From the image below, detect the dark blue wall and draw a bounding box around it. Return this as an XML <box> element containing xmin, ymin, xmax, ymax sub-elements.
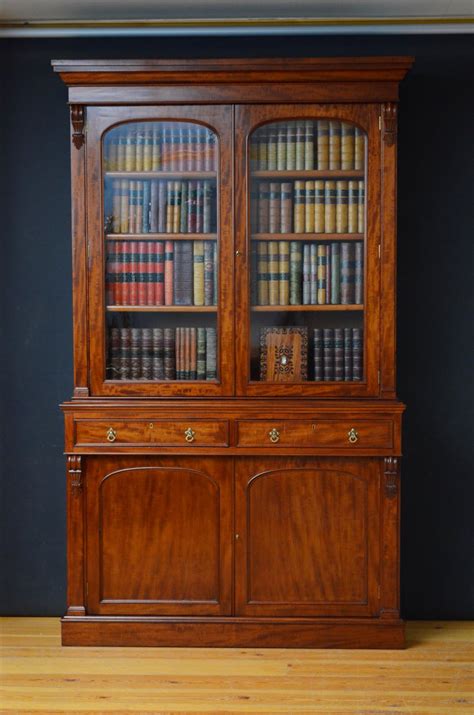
<box><xmin>1</xmin><ymin>35</ymin><xmax>473</xmax><ymax>617</ymax></box>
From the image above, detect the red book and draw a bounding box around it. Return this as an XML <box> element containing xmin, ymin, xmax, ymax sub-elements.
<box><xmin>121</xmin><ymin>241</ymin><xmax>131</xmax><ymax>305</ymax></box>
<box><xmin>155</xmin><ymin>241</ymin><xmax>165</xmax><ymax>305</ymax></box>
<box><xmin>129</xmin><ymin>241</ymin><xmax>138</xmax><ymax>306</ymax></box>
<box><xmin>164</xmin><ymin>240</ymin><xmax>174</xmax><ymax>306</ymax></box>
<box><xmin>138</xmin><ymin>241</ymin><xmax>147</xmax><ymax>306</ymax></box>
<box><xmin>106</xmin><ymin>241</ymin><xmax>118</xmax><ymax>305</ymax></box>
<box><xmin>147</xmin><ymin>242</ymin><xmax>156</xmax><ymax>305</ymax></box>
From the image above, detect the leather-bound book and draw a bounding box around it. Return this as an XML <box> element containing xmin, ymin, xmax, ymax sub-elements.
<box><xmin>206</xmin><ymin>327</ymin><xmax>217</xmax><ymax>380</ymax></box>
<box><xmin>184</xmin><ymin>327</ymin><xmax>191</xmax><ymax>380</ymax></box>
<box><xmin>317</xmin><ymin>244</ymin><xmax>327</xmax><ymax>305</ymax></box>
<box><xmin>258</xmin><ymin>126</ymin><xmax>268</xmax><ymax>170</ymax></box>
<box><xmin>173</xmin><ymin>180</ymin><xmax>181</xmax><ymax>233</ymax></box>
<box><xmin>143</xmin><ymin>125</ymin><xmax>153</xmax><ymax>172</ymax></box>
<box><xmin>193</xmin><ymin>240</ymin><xmax>205</xmax><ymax>306</ymax></box>
<box><xmin>197</xmin><ymin>327</ymin><xmax>206</xmax><ymax>379</ymax></box>
<box><xmin>358</xmin><ymin>180</ymin><xmax>365</xmax><ymax>233</ymax></box>
<box><xmin>295</xmin><ymin>121</ymin><xmax>305</xmax><ymax>170</ymax></box>
<box><xmin>130</xmin><ymin>328</ymin><xmax>141</xmax><ymax>380</ymax></box>
<box><xmin>293</xmin><ymin>180</ymin><xmax>305</xmax><ymax>233</ymax></box>
<box><xmin>280</xmin><ymin>182</ymin><xmax>293</xmax><ymax>233</ymax></box>
<box><xmin>324</xmin><ymin>181</ymin><xmax>336</xmax><ymax>233</ymax></box>
<box><xmin>343</xmin><ymin>327</ymin><xmax>353</xmax><ymax>381</ymax></box>
<box><xmin>336</xmin><ymin>180</ymin><xmax>349</xmax><ymax>233</ymax></box>
<box><xmin>334</xmin><ymin>328</ymin><xmax>344</xmax><ymax>381</ymax></box>
<box><xmin>203</xmin><ymin>181</ymin><xmax>212</xmax><ymax>233</ymax></box>
<box><xmin>165</xmin><ymin>181</ymin><xmax>173</xmax><ymax>233</ymax></box>
<box><xmin>341</xmin><ymin>241</ymin><xmax>355</xmax><ymax>304</ymax></box>
<box><xmin>135</xmin><ymin>181</ymin><xmax>144</xmax><ymax>234</ymax></box>
<box><xmin>173</xmin><ymin>241</ymin><xmax>193</xmax><ymax>305</ymax></box>
<box><xmin>164</xmin><ymin>240</ymin><xmax>174</xmax><ymax>305</ymax></box>
<box><xmin>195</xmin><ymin>180</ymin><xmax>203</xmax><ymax>233</ymax></box>
<box><xmin>180</xmin><ymin>181</ymin><xmax>188</xmax><ymax>233</ymax></box>
<box><xmin>154</xmin><ymin>241</ymin><xmax>164</xmax><ymax>306</ymax></box>
<box><xmin>125</xmin><ymin>127</ymin><xmax>135</xmax><ymax>171</ymax></box>
<box><xmin>354</xmin><ymin>127</ymin><xmax>365</xmax><ymax>170</ymax></box>
<box><xmin>187</xmin><ymin>180</ymin><xmax>197</xmax><ymax>233</ymax></box>
<box><xmin>190</xmin><ymin>327</ymin><xmax>197</xmax><ymax>380</ymax></box>
<box><xmin>142</xmin><ymin>180</ymin><xmax>150</xmax><ymax>233</ymax></box>
<box><xmin>323</xmin><ymin>328</ymin><xmax>335</xmax><ymax>381</ymax></box>
<box><xmin>269</xmin><ymin>182</ymin><xmax>281</xmax><ymax>234</ymax></box>
<box><xmin>355</xmin><ymin>241</ymin><xmax>364</xmax><ymax>304</ymax></box>
<box><xmin>341</xmin><ymin>124</ymin><xmax>355</xmax><ymax>170</ymax></box>
<box><xmin>105</xmin><ymin>241</ymin><xmax>118</xmax><ymax>305</ymax></box>
<box><xmin>330</xmin><ymin>241</ymin><xmax>341</xmax><ymax>304</ymax></box>
<box><xmin>137</xmin><ymin>241</ymin><xmax>148</xmax><ymax>306</ymax></box>
<box><xmin>204</xmin><ymin>240</ymin><xmax>215</xmax><ymax>306</ymax></box>
<box><xmin>175</xmin><ymin>327</ymin><xmax>183</xmax><ymax>380</ymax></box>
<box><xmin>128</xmin><ymin>180</ymin><xmax>137</xmax><ymax>234</ymax></box>
<box><xmin>352</xmin><ymin>327</ymin><xmax>363</xmax><ymax>380</ymax></box>
<box><xmin>268</xmin><ymin>241</ymin><xmax>279</xmax><ymax>306</ymax></box>
<box><xmin>108</xmin><ymin>327</ymin><xmax>121</xmax><ymax>379</ymax></box>
<box><xmin>119</xmin><ymin>327</ymin><xmax>132</xmax><ymax>380</ymax></box>
<box><xmin>117</xmin><ymin>131</ymin><xmax>126</xmax><ymax>171</ymax></box>
<box><xmin>257</xmin><ymin>182</ymin><xmax>270</xmax><ymax>233</ymax></box>
<box><xmin>289</xmin><ymin>241</ymin><xmax>302</xmax><ymax>305</ymax></box>
<box><xmin>279</xmin><ymin>241</ymin><xmax>290</xmax><ymax>306</ymax></box>
<box><xmin>151</xmin><ymin>125</ymin><xmax>161</xmax><ymax>171</ymax></box>
<box><xmin>128</xmin><ymin>241</ymin><xmax>138</xmax><ymax>306</ymax></box>
<box><xmin>267</xmin><ymin>124</ymin><xmax>278</xmax><ymax>170</ymax></box>
<box><xmin>304</xmin><ymin>120</ymin><xmax>315</xmax><ymax>170</ymax></box>
<box><xmin>135</xmin><ymin>125</ymin><xmax>144</xmax><ymax>172</ymax></box>
<box><xmin>120</xmin><ymin>179</ymin><xmax>129</xmax><ymax>233</ymax></box>
<box><xmin>348</xmin><ymin>180</ymin><xmax>358</xmax><ymax>233</ymax></box>
<box><xmin>146</xmin><ymin>242</ymin><xmax>156</xmax><ymax>306</ymax></box>
<box><xmin>152</xmin><ymin>328</ymin><xmax>164</xmax><ymax>380</ymax></box>
<box><xmin>213</xmin><ymin>242</ymin><xmax>218</xmax><ymax>305</ymax></box>
<box><xmin>304</xmin><ymin>181</ymin><xmax>315</xmax><ymax>233</ymax></box>
<box><xmin>260</xmin><ymin>327</ymin><xmax>308</xmax><ymax>382</ymax></box>
<box><xmin>314</xmin><ymin>180</ymin><xmax>325</xmax><ymax>233</ymax></box>
<box><xmin>313</xmin><ymin>328</ymin><xmax>323</xmax><ymax>381</ymax></box>
<box><xmin>310</xmin><ymin>243</ymin><xmax>317</xmax><ymax>305</ymax></box>
<box><xmin>277</xmin><ymin>124</ymin><xmax>287</xmax><ymax>171</ymax></box>
<box><xmin>302</xmin><ymin>243</ymin><xmax>311</xmax><ymax>305</ymax></box>
<box><xmin>257</xmin><ymin>242</ymin><xmax>269</xmax><ymax>305</ymax></box>
<box><xmin>164</xmin><ymin>328</ymin><xmax>175</xmax><ymax>380</ymax></box>
<box><xmin>112</xmin><ymin>179</ymin><xmax>121</xmax><ymax>233</ymax></box>
<box><xmin>325</xmin><ymin>243</ymin><xmax>331</xmax><ymax>305</ymax></box>
<box><xmin>157</xmin><ymin>180</ymin><xmax>166</xmax><ymax>233</ymax></box>
<box><xmin>286</xmin><ymin>121</ymin><xmax>296</xmax><ymax>170</ymax></box>
<box><xmin>121</xmin><ymin>241</ymin><xmax>131</xmax><ymax>305</ymax></box>
<box><xmin>329</xmin><ymin>121</ymin><xmax>341</xmax><ymax>170</ymax></box>
<box><xmin>317</xmin><ymin>120</ymin><xmax>329</xmax><ymax>170</ymax></box>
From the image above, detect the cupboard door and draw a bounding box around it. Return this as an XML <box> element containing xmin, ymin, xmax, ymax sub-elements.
<box><xmin>85</xmin><ymin>456</ymin><xmax>232</xmax><ymax>615</ymax></box>
<box><xmin>86</xmin><ymin>105</ymin><xmax>234</xmax><ymax>397</ymax></box>
<box><xmin>235</xmin><ymin>457</ymin><xmax>380</xmax><ymax>617</ymax></box>
<box><xmin>235</xmin><ymin>104</ymin><xmax>381</xmax><ymax>397</ymax></box>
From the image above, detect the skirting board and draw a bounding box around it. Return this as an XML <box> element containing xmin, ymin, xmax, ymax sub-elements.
<box><xmin>61</xmin><ymin>616</ymin><xmax>405</xmax><ymax>649</ymax></box>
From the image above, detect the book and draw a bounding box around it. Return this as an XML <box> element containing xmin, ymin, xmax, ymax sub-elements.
<box><xmin>130</xmin><ymin>328</ymin><xmax>141</xmax><ymax>381</ymax></box>
<box><xmin>330</xmin><ymin>241</ymin><xmax>341</xmax><ymax>304</ymax></box>
<box><xmin>141</xmin><ymin>328</ymin><xmax>152</xmax><ymax>380</ymax></box>
<box><xmin>286</xmin><ymin>121</ymin><xmax>296</xmax><ymax>170</ymax></box>
<box><xmin>341</xmin><ymin>124</ymin><xmax>355</xmax><ymax>170</ymax></box>
<box><xmin>277</xmin><ymin>124</ymin><xmax>287</xmax><ymax>170</ymax></box>
<box><xmin>269</xmin><ymin>182</ymin><xmax>281</xmax><ymax>233</ymax></box>
<box><xmin>280</xmin><ymin>182</ymin><xmax>293</xmax><ymax>233</ymax></box>
<box><xmin>164</xmin><ymin>327</ymin><xmax>176</xmax><ymax>380</ymax></box>
<box><xmin>152</xmin><ymin>328</ymin><xmax>164</xmax><ymax>380</ymax></box>
<box><xmin>193</xmin><ymin>240</ymin><xmax>205</xmax><ymax>306</ymax></box>
<box><xmin>204</xmin><ymin>240</ymin><xmax>215</xmax><ymax>306</ymax></box>
<box><xmin>164</xmin><ymin>240</ymin><xmax>174</xmax><ymax>305</ymax></box>
<box><xmin>354</xmin><ymin>127</ymin><xmax>365</xmax><ymax>170</ymax></box>
<box><xmin>206</xmin><ymin>327</ymin><xmax>217</xmax><ymax>379</ymax></box>
<box><xmin>317</xmin><ymin>120</ymin><xmax>329</xmax><ymax>170</ymax></box>
<box><xmin>314</xmin><ymin>180</ymin><xmax>325</xmax><ymax>233</ymax></box>
<box><xmin>173</xmin><ymin>241</ymin><xmax>193</xmax><ymax>306</ymax></box>
<box><xmin>343</xmin><ymin>328</ymin><xmax>353</xmax><ymax>381</ymax></box>
<box><xmin>259</xmin><ymin>327</ymin><xmax>308</xmax><ymax>382</ymax></box>
<box><xmin>257</xmin><ymin>242</ymin><xmax>269</xmax><ymax>305</ymax></box>
<box><xmin>317</xmin><ymin>244</ymin><xmax>327</xmax><ymax>304</ymax></box>
<box><xmin>323</xmin><ymin>328</ymin><xmax>335</xmax><ymax>381</ymax></box>
<box><xmin>268</xmin><ymin>241</ymin><xmax>279</xmax><ymax>305</ymax></box>
<box><xmin>109</xmin><ymin>328</ymin><xmax>121</xmax><ymax>379</ymax></box>
<box><xmin>121</xmin><ymin>241</ymin><xmax>131</xmax><ymax>305</ymax></box>
<box><xmin>197</xmin><ymin>327</ymin><xmax>206</xmax><ymax>379</ymax></box>
<box><xmin>294</xmin><ymin>181</ymin><xmax>305</xmax><ymax>233</ymax></box>
<box><xmin>348</xmin><ymin>180</ymin><xmax>358</xmax><ymax>233</ymax></box>
<box><xmin>267</xmin><ymin>124</ymin><xmax>278</xmax><ymax>170</ymax></box>
<box><xmin>304</xmin><ymin>120</ymin><xmax>315</xmax><ymax>170</ymax></box>
<box><xmin>146</xmin><ymin>242</ymin><xmax>156</xmax><ymax>306</ymax></box>
<box><xmin>295</xmin><ymin>121</ymin><xmax>305</xmax><ymax>170</ymax></box>
<box><xmin>302</xmin><ymin>243</ymin><xmax>311</xmax><ymax>305</ymax></box>
<box><xmin>279</xmin><ymin>241</ymin><xmax>290</xmax><ymax>306</ymax></box>
<box><xmin>334</xmin><ymin>328</ymin><xmax>344</xmax><ymax>381</ymax></box>
<box><xmin>137</xmin><ymin>241</ymin><xmax>147</xmax><ymax>306</ymax></box>
<box><xmin>289</xmin><ymin>241</ymin><xmax>302</xmax><ymax>305</ymax></box>
<box><xmin>341</xmin><ymin>241</ymin><xmax>355</xmax><ymax>304</ymax></box>
<box><xmin>119</xmin><ymin>328</ymin><xmax>131</xmax><ymax>380</ymax></box>
<box><xmin>358</xmin><ymin>180</ymin><xmax>365</xmax><ymax>233</ymax></box>
<box><xmin>324</xmin><ymin>181</ymin><xmax>336</xmax><ymax>233</ymax></box>
<box><xmin>329</xmin><ymin>121</ymin><xmax>341</xmax><ymax>170</ymax></box>
<box><xmin>355</xmin><ymin>241</ymin><xmax>364</xmax><ymax>304</ymax></box>
<box><xmin>310</xmin><ymin>243</ymin><xmax>317</xmax><ymax>305</ymax></box>
<box><xmin>336</xmin><ymin>180</ymin><xmax>349</xmax><ymax>233</ymax></box>
<box><xmin>257</xmin><ymin>182</ymin><xmax>270</xmax><ymax>233</ymax></box>
<box><xmin>304</xmin><ymin>181</ymin><xmax>315</xmax><ymax>233</ymax></box>
<box><xmin>155</xmin><ymin>242</ymin><xmax>165</xmax><ymax>305</ymax></box>
<box><xmin>352</xmin><ymin>328</ymin><xmax>363</xmax><ymax>380</ymax></box>
<box><xmin>313</xmin><ymin>328</ymin><xmax>323</xmax><ymax>381</ymax></box>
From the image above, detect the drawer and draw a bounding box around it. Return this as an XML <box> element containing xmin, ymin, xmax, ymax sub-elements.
<box><xmin>75</xmin><ymin>420</ymin><xmax>229</xmax><ymax>447</ymax></box>
<box><xmin>236</xmin><ymin>420</ymin><xmax>393</xmax><ymax>449</ymax></box>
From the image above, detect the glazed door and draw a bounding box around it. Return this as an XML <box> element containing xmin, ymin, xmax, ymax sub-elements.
<box><xmin>235</xmin><ymin>105</ymin><xmax>381</xmax><ymax>397</ymax></box>
<box><xmin>85</xmin><ymin>456</ymin><xmax>232</xmax><ymax>615</ymax></box>
<box><xmin>86</xmin><ymin>105</ymin><xmax>234</xmax><ymax>396</ymax></box>
<box><xmin>235</xmin><ymin>457</ymin><xmax>381</xmax><ymax>617</ymax></box>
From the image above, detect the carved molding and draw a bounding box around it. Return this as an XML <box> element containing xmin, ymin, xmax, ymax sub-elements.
<box><xmin>68</xmin><ymin>455</ymin><xmax>82</xmax><ymax>490</ymax></box>
<box><xmin>384</xmin><ymin>457</ymin><xmax>399</xmax><ymax>498</ymax></box>
<box><xmin>70</xmin><ymin>105</ymin><xmax>85</xmax><ymax>149</ymax></box>
<box><xmin>382</xmin><ymin>103</ymin><xmax>397</xmax><ymax>147</ymax></box>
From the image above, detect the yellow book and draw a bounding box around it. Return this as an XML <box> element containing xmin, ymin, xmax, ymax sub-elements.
<box><xmin>348</xmin><ymin>180</ymin><xmax>358</xmax><ymax>233</ymax></box>
<box><xmin>279</xmin><ymin>241</ymin><xmax>290</xmax><ymax>305</ymax></box>
<box><xmin>125</xmin><ymin>127</ymin><xmax>135</xmax><ymax>171</ymax></box>
<box><xmin>336</xmin><ymin>180</ymin><xmax>349</xmax><ymax>233</ymax></box>
<box><xmin>358</xmin><ymin>180</ymin><xmax>365</xmax><ymax>233</ymax></box>
<box><xmin>193</xmin><ymin>240</ymin><xmax>205</xmax><ymax>306</ymax></box>
<box><xmin>117</xmin><ymin>131</ymin><xmax>126</xmax><ymax>171</ymax></box>
<box><xmin>317</xmin><ymin>120</ymin><xmax>329</xmax><ymax>170</ymax></box>
<box><xmin>305</xmin><ymin>180</ymin><xmax>315</xmax><ymax>233</ymax></box>
<box><xmin>267</xmin><ymin>124</ymin><xmax>278</xmax><ymax>171</ymax></box>
<box><xmin>314</xmin><ymin>180</ymin><xmax>325</xmax><ymax>233</ymax></box>
<box><xmin>277</xmin><ymin>124</ymin><xmax>287</xmax><ymax>171</ymax></box>
<box><xmin>304</xmin><ymin>120</ymin><xmax>315</xmax><ymax>170</ymax></box>
<box><xmin>341</xmin><ymin>124</ymin><xmax>355</xmax><ymax>170</ymax></box>
<box><xmin>317</xmin><ymin>244</ymin><xmax>327</xmax><ymax>304</ymax></box>
<box><xmin>295</xmin><ymin>121</ymin><xmax>305</xmax><ymax>170</ymax></box>
<box><xmin>151</xmin><ymin>126</ymin><xmax>161</xmax><ymax>170</ymax></box>
<box><xmin>268</xmin><ymin>241</ymin><xmax>279</xmax><ymax>305</ymax></box>
<box><xmin>286</xmin><ymin>121</ymin><xmax>296</xmax><ymax>170</ymax></box>
<box><xmin>329</xmin><ymin>121</ymin><xmax>341</xmax><ymax>170</ymax></box>
<box><xmin>143</xmin><ymin>126</ymin><xmax>153</xmax><ymax>171</ymax></box>
<box><xmin>119</xmin><ymin>179</ymin><xmax>129</xmax><ymax>233</ymax></box>
<box><xmin>355</xmin><ymin>128</ymin><xmax>365</xmax><ymax>171</ymax></box>
<box><xmin>107</xmin><ymin>134</ymin><xmax>119</xmax><ymax>172</ymax></box>
<box><xmin>258</xmin><ymin>127</ymin><xmax>268</xmax><ymax>170</ymax></box>
<box><xmin>324</xmin><ymin>181</ymin><xmax>336</xmax><ymax>233</ymax></box>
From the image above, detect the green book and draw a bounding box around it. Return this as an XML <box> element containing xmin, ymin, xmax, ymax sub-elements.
<box><xmin>289</xmin><ymin>241</ymin><xmax>302</xmax><ymax>305</ymax></box>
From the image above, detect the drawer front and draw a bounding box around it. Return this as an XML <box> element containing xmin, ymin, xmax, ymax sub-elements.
<box><xmin>236</xmin><ymin>420</ymin><xmax>393</xmax><ymax>449</ymax></box>
<box><xmin>75</xmin><ymin>420</ymin><xmax>229</xmax><ymax>447</ymax></box>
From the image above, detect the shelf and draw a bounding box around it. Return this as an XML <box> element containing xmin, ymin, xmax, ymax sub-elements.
<box><xmin>106</xmin><ymin>233</ymin><xmax>218</xmax><ymax>241</ymax></box>
<box><xmin>252</xmin><ymin>305</ymin><xmax>364</xmax><ymax>312</ymax></box>
<box><xmin>107</xmin><ymin>306</ymin><xmax>217</xmax><ymax>313</ymax></box>
<box><xmin>105</xmin><ymin>171</ymin><xmax>216</xmax><ymax>180</ymax></box>
<box><xmin>252</xmin><ymin>233</ymin><xmax>364</xmax><ymax>241</ymax></box>
<box><xmin>252</xmin><ymin>170</ymin><xmax>364</xmax><ymax>179</ymax></box>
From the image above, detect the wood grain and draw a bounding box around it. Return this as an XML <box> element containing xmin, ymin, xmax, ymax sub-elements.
<box><xmin>1</xmin><ymin>619</ymin><xmax>471</xmax><ymax>713</ymax></box>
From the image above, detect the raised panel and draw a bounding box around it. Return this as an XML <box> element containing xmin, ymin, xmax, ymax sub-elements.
<box><xmin>236</xmin><ymin>419</ymin><xmax>393</xmax><ymax>449</ymax></box>
<box><xmin>235</xmin><ymin>457</ymin><xmax>380</xmax><ymax>617</ymax></box>
<box><xmin>75</xmin><ymin>419</ymin><xmax>229</xmax><ymax>446</ymax></box>
<box><xmin>86</xmin><ymin>456</ymin><xmax>232</xmax><ymax>615</ymax></box>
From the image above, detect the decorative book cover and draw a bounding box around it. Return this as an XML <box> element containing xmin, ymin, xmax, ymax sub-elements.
<box><xmin>259</xmin><ymin>327</ymin><xmax>308</xmax><ymax>382</ymax></box>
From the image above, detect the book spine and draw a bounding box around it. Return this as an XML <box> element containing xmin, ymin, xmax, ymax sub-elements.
<box><xmin>286</xmin><ymin>122</ymin><xmax>296</xmax><ymax>170</ymax></box>
<box><xmin>277</xmin><ymin>124</ymin><xmax>287</xmax><ymax>171</ymax></box>
<box><xmin>279</xmin><ymin>241</ymin><xmax>290</xmax><ymax>306</ymax></box>
<box><xmin>304</xmin><ymin>181</ymin><xmax>315</xmax><ymax>233</ymax></box>
<box><xmin>257</xmin><ymin>242</ymin><xmax>269</xmax><ymax>305</ymax></box>
<box><xmin>268</xmin><ymin>241</ymin><xmax>279</xmax><ymax>305</ymax></box>
<box><xmin>184</xmin><ymin>327</ymin><xmax>191</xmax><ymax>380</ymax></box>
<box><xmin>188</xmin><ymin>181</ymin><xmax>197</xmax><ymax>233</ymax></box>
<box><xmin>204</xmin><ymin>240</ymin><xmax>214</xmax><ymax>306</ymax></box>
<box><xmin>152</xmin><ymin>328</ymin><xmax>164</xmax><ymax>380</ymax></box>
<box><xmin>164</xmin><ymin>328</ymin><xmax>176</xmax><ymax>380</ymax></box>
<box><xmin>175</xmin><ymin>327</ymin><xmax>182</xmax><ymax>380</ymax></box>
<box><xmin>128</xmin><ymin>240</ymin><xmax>138</xmax><ymax>306</ymax></box>
<box><xmin>119</xmin><ymin>328</ymin><xmax>131</xmax><ymax>380</ymax></box>
<box><xmin>310</xmin><ymin>243</ymin><xmax>317</xmax><ymax>305</ymax></box>
<box><xmin>269</xmin><ymin>182</ymin><xmax>281</xmax><ymax>234</ymax></box>
<box><xmin>302</xmin><ymin>243</ymin><xmax>311</xmax><ymax>305</ymax></box>
<box><xmin>258</xmin><ymin>126</ymin><xmax>268</xmax><ymax>169</ymax></box>
<box><xmin>344</xmin><ymin>328</ymin><xmax>353</xmax><ymax>381</ymax></box>
<box><xmin>150</xmin><ymin>181</ymin><xmax>158</xmax><ymax>233</ymax></box>
<box><xmin>203</xmin><ymin>181</ymin><xmax>212</xmax><ymax>233</ymax></box>
<box><xmin>329</xmin><ymin>121</ymin><xmax>341</xmax><ymax>170</ymax></box>
<box><xmin>330</xmin><ymin>242</ymin><xmax>341</xmax><ymax>304</ymax></box>
<box><xmin>355</xmin><ymin>241</ymin><xmax>364</xmax><ymax>304</ymax></box>
<box><xmin>177</xmin><ymin>126</ymin><xmax>185</xmax><ymax>172</ymax></box>
<box><xmin>193</xmin><ymin>240</ymin><xmax>205</xmax><ymax>306</ymax></box>
<box><xmin>130</xmin><ymin>328</ymin><xmax>141</xmax><ymax>381</ymax></box>
<box><xmin>323</xmin><ymin>328</ymin><xmax>335</xmax><ymax>381</ymax></box>
<box><xmin>157</xmin><ymin>181</ymin><xmax>166</xmax><ymax>233</ymax></box>
<box><xmin>324</xmin><ymin>181</ymin><xmax>336</xmax><ymax>233</ymax></box>
<box><xmin>121</xmin><ymin>241</ymin><xmax>131</xmax><ymax>305</ymax></box>
<box><xmin>206</xmin><ymin>327</ymin><xmax>217</xmax><ymax>380</ymax></box>
<box><xmin>112</xmin><ymin>180</ymin><xmax>121</xmax><ymax>233</ymax></box>
<box><xmin>289</xmin><ymin>241</ymin><xmax>302</xmax><ymax>305</ymax></box>
<box><xmin>146</xmin><ymin>242</ymin><xmax>156</xmax><ymax>306</ymax></box>
<box><xmin>317</xmin><ymin>120</ymin><xmax>329</xmax><ymax>170</ymax></box>
<box><xmin>354</xmin><ymin>127</ymin><xmax>365</xmax><ymax>170</ymax></box>
<box><xmin>125</xmin><ymin>127</ymin><xmax>135</xmax><ymax>171</ymax></box>
<box><xmin>352</xmin><ymin>328</ymin><xmax>363</xmax><ymax>380</ymax></box>
<box><xmin>267</xmin><ymin>124</ymin><xmax>277</xmax><ymax>171</ymax></box>
<box><xmin>334</xmin><ymin>328</ymin><xmax>344</xmax><ymax>381</ymax></box>
<box><xmin>280</xmin><ymin>182</ymin><xmax>293</xmax><ymax>233</ymax></box>
<box><xmin>120</xmin><ymin>179</ymin><xmax>129</xmax><ymax>233</ymax></box>
<box><xmin>257</xmin><ymin>182</ymin><xmax>270</xmax><ymax>233</ymax></box>
<box><xmin>128</xmin><ymin>180</ymin><xmax>137</xmax><ymax>234</ymax></box>
<box><xmin>143</xmin><ymin>125</ymin><xmax>153</xmax><ymax>172</ymax></box>
<box><xmin>190</xmin><ymin>327</ymin><xmax>197</xmax><ymax>380</ymax></box>
<box><xmin>164</xmin><ymin>240</ymin><xmax>174</xmax><ymax>305</ymax></box>
<box><xmin>358</xmin><ymin>180</ymin><xmax>365</xmax><ymax>233</ymax></box>
<box><xmin>106</xmin><ymin>241</ymin><xmax>118</xmax><ymax>305</ymax></box>
<box><xmin>117</xmin><ymin>131</ymin><xmax>126</xmax><ymax>171</ymax></box>
<box><xmin>109</xmin><ymin>328</ymin><xmax>121</xmax><ymax>379</ymax></box>
<box><xmin>348</xmin><ymin>180</ymin><xmax>358</xmax><ymax>233</ymax></box>
<box><xmin>173</xmin><ymin>180</ymin><xmax>181</xmax><ymax>233</ymax></box>
<box><xmin>294</xmin><ymin>180</ymin><xmax>305</xmax><ymax>233</ymax></box>
<box><xmin>155</xmin><ymin>241</ymin><xmax>164</xmax><ymax>306</ymax></box>
<box><xmin>326</xmin><ymin>243</ymin><xmax>331</xmax><ymax>305</ymax></box>
<box><xmin>165</xmin><ymin>181</ymin><xmax>173</xmax><ymax>233</ymax></box>
<box><xmin>336</xmin><ymin>180</ymin><xmax>349</xmax><ymax>233</ymax></box>
<box><xmin>317</xmin><ymin>244</ymin><xmax>327</xmax><ymax>305</ymax></box>
<box><xmin>137</xmin><ymin>241</ymin><xmax>147</xmax><ymax>306</ymax></box>
<box><xmin>141</xmin><ymin>328</ymin><xmax>153</xmax><ymax>380</ymax></box>
<box><xmin>341</xmin><ymin>123</ymin><xmax>355</xmax><ymax>170</ymax></box>
<box><xmin>213</xmin><ymin>242</ymin><xmax>218</xmax><ymax>305</ymax></box>
<box><xmin>196</xmin><ymin>180</ymin><xmax>204</xmax><ymax>233</ymax></box>
<box><xmin>340</xmin><ymin>242</ymin><xmax>355</xmax><ymax>304</ymax></box>
<box><xmin>135</xmin><ymin>181</ymin><xmax>144</xmax><ymax>234</ymax></box>
<box><xmin>151</xmin><ymin>125</ymin><xmax>161</xmax><ymax>170</ymax></box>
<box><xmin>135</xmin><ymin>124</ymin><xmax>145</xmax><ymax>172</ymax></box>
<box><xmin>314</xmin><ymin>180</ymin><xmax>325</xmax><ymax>233</ymax></box>
<box><xmin>313</xmin><ymin>328</ymin><xmax>323</xmax><ymax>381</ymax></box>
<box><xmin>197</xmin><ymin>327</ymin><xmax>206</xmax><ymax>379</ymax></box>
<box><xmin>304</xmin><ymin>120</ymin><xmax>315</xmax><ymax>170</ymax></box>
<box><xmin>180</xmin><ymin>181</ymin><xmax>188</xmax><ymax>233</ymax></box>
<box><xmin>295</xmin><ymin>121</ymin><xmax>305</xmax><ymax>170</ymax></box>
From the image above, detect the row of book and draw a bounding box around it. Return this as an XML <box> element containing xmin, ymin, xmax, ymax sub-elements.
<box><xmin>106</xmin><ymin>240</ymin><xmax>218</xmax><ymax>307</ymax></box>
<box><xmin>253</xmin><ymin>241</ymin><xmax>363</xmax><ymax>306</ymax></box>
<box><xmin>251</xmin><ymin>121</ymin><xmax>364</xmax><ymax>172</ymax></box>
<box><xmin>252</xmin><ymin>180</ymin><xmax>364</xmax><ymax>234</ymax></box>
<box><xmin>313</xmin><ymin>328</ymin><xmax>363</xmax><ymax>381</ymax></box>
<box><xmin>105</xmin><ymin>123</ymin><xmax>217</xmax><ymax>172</ymax></box>
<box><xmin>107</xmin><ymin>179</ymin><xmax>216</xmax><ymax>235</ymax></box>
<box><xmin>108</xmin><ymin>327</ymin><xmax>217</xmax><ymax>381</ymax></box>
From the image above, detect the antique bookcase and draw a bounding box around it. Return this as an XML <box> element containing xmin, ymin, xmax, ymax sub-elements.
<box><xmin>53</xmin><ymin>57</ymin><xmax>412</xmax><ymax>648</ymax></box>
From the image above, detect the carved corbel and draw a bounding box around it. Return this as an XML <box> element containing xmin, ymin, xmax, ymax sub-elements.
<box><xmin>384</xmin><ymin>457</ymin><xmax>399</xmax><ymax>498</ymax></box>
<box><xmin>381</xmin><ymin>103</ymin><xmax>397</xmax><ymax>147</ymax></box>
<box><xmin>70</xmin><ymin>105</ymin><xmax>85</xmax><ymax>149</ymax></box>
<box><xmin>67</xmin><ymin>455</ymin><xmax>82</xmax><ymax>490</ymax></box>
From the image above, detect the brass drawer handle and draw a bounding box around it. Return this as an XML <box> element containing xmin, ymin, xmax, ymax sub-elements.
<box><xmin>106</xmin><ymin>427</ymin><xmax>117</xmax><ymax>443</ymax></box>
<box><xmin>269</xmin><ymin>428</ymin><xmax>280</xmax><ymax>444</ymax></box>
<box><xmin>184</xmin><ymin>427</ymin><xmax>196</xmax><ymax>443</ymax></box>
<box><xmin>348</xmin><ymin>428</ymin><xmax>358</xmax><ymax>444</ymax></box>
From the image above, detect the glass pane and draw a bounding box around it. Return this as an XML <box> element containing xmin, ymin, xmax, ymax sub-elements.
<box><xmin>102</xmin><ymin>121</ymin><xmax>218</xmax><ymax>382</ymax></box>
<box><xmin>249</xmin><ymin>119</ymin><xmax>366</xmax><ymax>383</ymax></box>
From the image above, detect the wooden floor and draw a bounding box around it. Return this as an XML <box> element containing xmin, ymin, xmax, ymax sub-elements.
<box><xmin>0</xmin><ymin>619</ymin><xmax>472</xmax><ymax>714</ymax></box>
